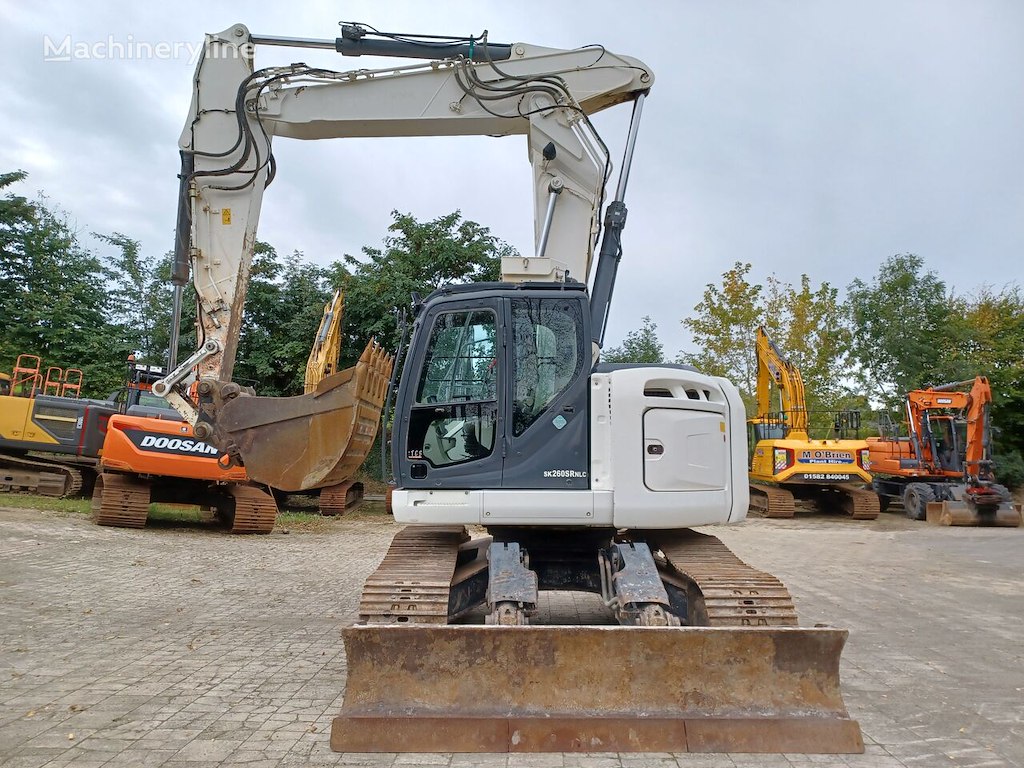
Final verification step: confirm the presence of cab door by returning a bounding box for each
[396,299,505,489]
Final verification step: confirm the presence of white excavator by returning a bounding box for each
[154,23,863,754]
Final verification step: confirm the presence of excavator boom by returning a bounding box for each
[154,23,651,488]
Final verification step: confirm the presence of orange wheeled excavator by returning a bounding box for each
[868,376,1020,526]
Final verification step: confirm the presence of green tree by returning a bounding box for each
[946,285,1024,483]
[328,210,514,365]
[234,247,331,396]
[777,275,851,412]
[603,316,664,363]
[846,254,954,407]
[679,262,763,398]
[680,263,852,417]
[0,174,125,396]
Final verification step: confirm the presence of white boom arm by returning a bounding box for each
[155,23,651,429]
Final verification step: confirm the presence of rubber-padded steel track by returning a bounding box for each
[357,525,468,625]
[649,529,799,626]
[748,483,796,518]
[2,455,83,497]
[226,484,277,534]
[91,472,150,528]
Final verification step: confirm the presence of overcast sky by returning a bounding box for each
[1,1,1021,357]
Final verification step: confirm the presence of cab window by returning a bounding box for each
[408,309,498,468]
[511,298,584,436]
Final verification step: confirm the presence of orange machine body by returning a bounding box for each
[868,376,1018,525]
[100,413,246,482]
[867,377,991,482]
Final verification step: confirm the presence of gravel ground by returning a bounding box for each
[1,504,1022,767]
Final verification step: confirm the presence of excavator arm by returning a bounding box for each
[153,23,652,488]
[304,290,344,394]
[753,326,809,436]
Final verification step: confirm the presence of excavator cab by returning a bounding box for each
[0,374,10,398]
[395,285,590,491]
[925,413,964,473]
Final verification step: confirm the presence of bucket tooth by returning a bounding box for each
[331,625,863,754]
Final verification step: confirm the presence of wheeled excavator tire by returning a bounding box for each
[748,483,796,517]
[902,482,935,521]
[91,472,151,528]
[331,527,863,754]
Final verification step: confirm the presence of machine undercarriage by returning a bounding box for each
[331,525,862,753]
[91,472,277,534]
[749,481,881,520]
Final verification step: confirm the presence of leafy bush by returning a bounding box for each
[995,449,1024,490]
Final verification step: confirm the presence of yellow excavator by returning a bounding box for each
[748,327,879,519]
[301,290,371,514]
[151,23,865,755]
[0,354,113,496]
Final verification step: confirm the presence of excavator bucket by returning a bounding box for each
[217,341,393,492]
[926,500,1022,527]
[332,625,863,754]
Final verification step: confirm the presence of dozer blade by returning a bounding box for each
[217,341,392,492]
[331,625,863,754]
[926,500,1022,527]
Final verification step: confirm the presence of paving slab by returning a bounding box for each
[1,505,1022,767]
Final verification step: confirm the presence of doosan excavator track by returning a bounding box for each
[91,472,277,533]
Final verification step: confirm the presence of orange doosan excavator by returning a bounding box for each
[868,376,1021,527]
[90,358,279,533]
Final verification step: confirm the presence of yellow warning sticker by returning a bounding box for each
[221,208,232,225]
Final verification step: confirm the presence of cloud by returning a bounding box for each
[1,0,1022,359]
